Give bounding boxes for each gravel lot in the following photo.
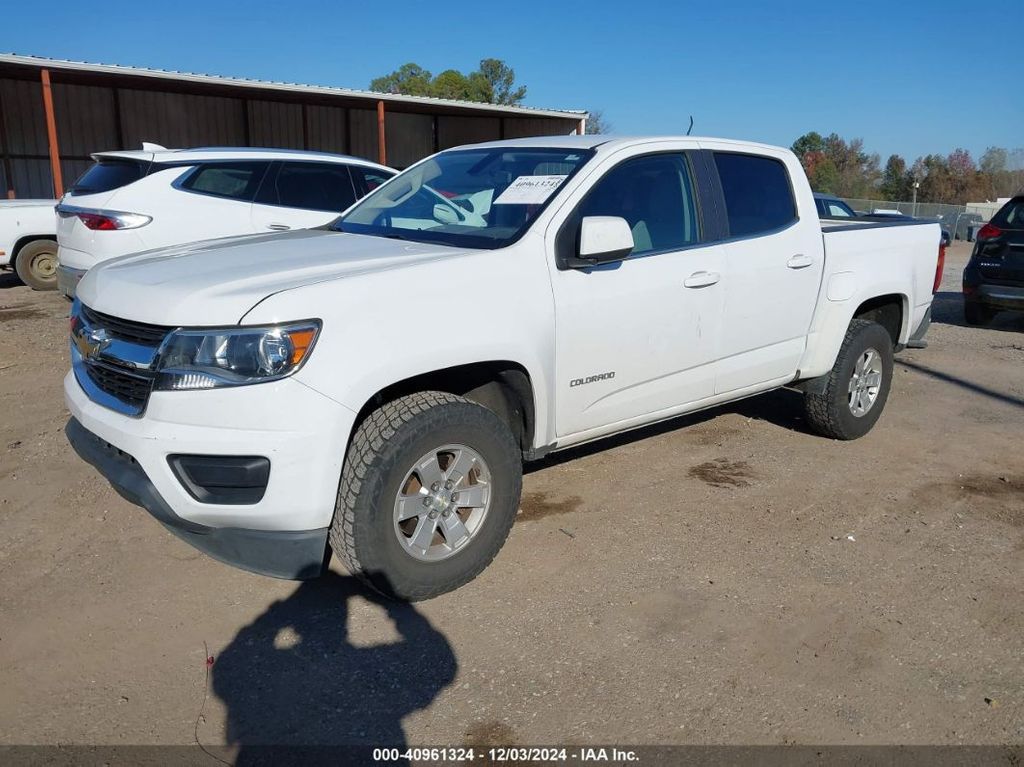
[0,241,1022,751]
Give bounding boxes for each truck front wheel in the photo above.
[14,239,59,291]
[803,319,894,440]
[330,391,523,601]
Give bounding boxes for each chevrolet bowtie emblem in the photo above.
[74,325,111,361]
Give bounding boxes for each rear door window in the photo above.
[714,153,797,237]
[257,162,359,212]
[68,161,145,196]
[178,162,270,201]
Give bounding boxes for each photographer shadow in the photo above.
[212,570,457,765]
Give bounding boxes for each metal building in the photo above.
[0,53,588,199]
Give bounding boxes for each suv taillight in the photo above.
[933,244,945,294]
[77,211,120,230]
[56,204,152,231]
[976,223,1002,240]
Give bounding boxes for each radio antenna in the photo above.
[687,116,694,136]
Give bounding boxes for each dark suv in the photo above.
[962,196,1024,325]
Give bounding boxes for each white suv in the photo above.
[56,146,394,297]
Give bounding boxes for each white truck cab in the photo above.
[64,136,942,600]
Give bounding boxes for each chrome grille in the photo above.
[72,302,168,416]
[80,304,170,345]
[84,362,154,410]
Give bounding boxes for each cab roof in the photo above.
[461,135,791,155]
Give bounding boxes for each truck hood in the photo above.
[76,229,469,325]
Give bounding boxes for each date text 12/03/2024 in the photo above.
[372,747,640,762]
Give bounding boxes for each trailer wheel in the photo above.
[14,239,59,291]
[803,319,894,440]
[330,391,522,601]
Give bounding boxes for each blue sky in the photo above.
[4,0,1020,163]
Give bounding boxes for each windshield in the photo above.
[335,147,594,249]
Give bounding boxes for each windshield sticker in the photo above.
[493,175,568,205]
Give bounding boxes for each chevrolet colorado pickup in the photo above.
[64,136,943,600]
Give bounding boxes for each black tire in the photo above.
[330,391,522,601]
[963,300,995,326]
[803,319,894,441]
[14,239,59,291]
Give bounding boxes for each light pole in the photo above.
[912,181,920,217]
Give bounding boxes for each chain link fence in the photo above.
[842,198,993,241]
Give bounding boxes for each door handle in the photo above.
[683,271,720,288]
[787,254,814,269]
[267,223,291,231]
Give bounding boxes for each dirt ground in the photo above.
[0,241,1022,750]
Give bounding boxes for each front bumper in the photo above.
[66,418,328,578]
[56,265,86,299]
[63,370,357,579]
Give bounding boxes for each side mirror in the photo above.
[567,216,634,268]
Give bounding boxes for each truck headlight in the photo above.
[154,321,320,390]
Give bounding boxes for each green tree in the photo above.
[369,63,433,96]
[880,154,910,201]
[791,131,825,159]
[793,132,879,197]
[471,58,527,105]
[370,59,528,106]
[431,69,472,100]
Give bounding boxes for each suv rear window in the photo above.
[714,152,797,237]
[991,197,1024,229]
[68,161,145,196]
[178,162,270,202]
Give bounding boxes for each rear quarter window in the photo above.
[68,161,145,196]
[714,152,797,237]
[178,162,270,202]
[992,198,1024,228]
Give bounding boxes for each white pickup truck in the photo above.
[64,136,942,600]
[0,199,59,290]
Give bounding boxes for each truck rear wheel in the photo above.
[803,319,894,440]
[14,239,59,291]
[330,391,522,601]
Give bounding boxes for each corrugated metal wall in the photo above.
[438,116,501,150]
[306,105,347,154]
[349,109,379,162]
[0,70,581,198]
[386,112,433,169]
[119,89,246,149]
[53,83,118,155]
[1,78,51,197]
[505,116,578,138]
[247,100,303,149]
